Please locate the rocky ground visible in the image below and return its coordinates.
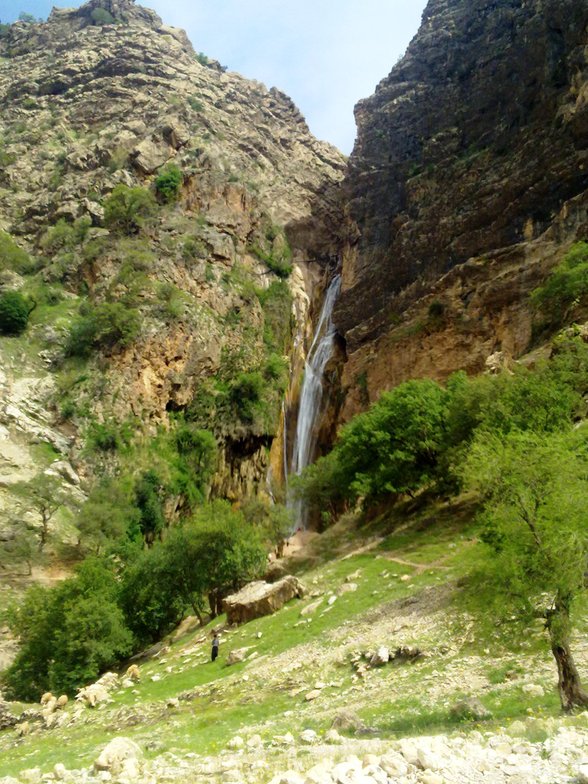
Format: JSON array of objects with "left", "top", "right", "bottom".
[{"left": 1, "top": 509, "right": 588, "bottom": 784}]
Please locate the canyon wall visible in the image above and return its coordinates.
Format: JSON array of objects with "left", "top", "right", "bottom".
[{"left": 336, "top": 0, "right": 588, "bottom": 419}]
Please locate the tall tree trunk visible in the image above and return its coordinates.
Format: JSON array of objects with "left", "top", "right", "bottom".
[{"left": 547, "top": 600, "right": 588, "bottom": 711}]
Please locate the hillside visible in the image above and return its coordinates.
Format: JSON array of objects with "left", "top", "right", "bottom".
[
  {"left": 2, "top": 0, "right": 588, "bottom": 782},
  {"left": 0, "top": 0, "right": 344, "bottom": 552},
  {"left": 2, "top": 505, "right": 588, "bottom": 784}
]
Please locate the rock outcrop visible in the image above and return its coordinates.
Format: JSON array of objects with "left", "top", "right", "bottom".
[
  {"left": 336, "top": 0, "right": 588, "bottom": 419},
  {"left": 0, "top": 0, "right": 345, "bottom": 536},
  {"left": 223, "top": 576, "right": 306, "bottom": 625}
]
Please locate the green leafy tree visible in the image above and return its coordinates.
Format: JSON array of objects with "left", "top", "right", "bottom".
[
  {"left": 135, "top": 469, "right": 166, "bottom": 545},
  {"left": 66, "top": 301, "right": 140, "bottom": 356},
  {"left": 104, "top": 184, "right": 156, "bottom": 234},
  {"left": 189, "top": 500, "right": 267, "bottom": 616},
  {"left": 3, "top": 559, "right": 132, "bottom": 699},
  {"left": 241, "top": 497, "right": 293, "bottom": 556},
  {"left": 77, "top": 478, "right": 140, "bottom": 554},
  {"left": 119, "top": 543, "right": 187, "bottom": 644},
  {"left": 531, "top": 242, "right": 588, "bottom": 329},
  {"left": 0, "top": 290, "right": 34, "bottom": 335},
  {"left": 0, "top": 231, "right": 34, "bottom": 274},
  {"left": 290, "top": 451, "right": 347, "bottom": 527},
  {"left": 154, "top": 164, "right": 183, "bottom": 203},
  {"left": 462, "top": 429, "right": 588, "bottom": 711},
  {"left": 13, "top": 473, "right": 70, "bottom": 552},
  {"left": 335, "top": 378, "right": 450, "bottom": 503},
  {"left": 172, "top": 424, "right": 217, "bottom": 508}
]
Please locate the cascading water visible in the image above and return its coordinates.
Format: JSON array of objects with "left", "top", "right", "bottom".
[{"left": 289, "top": 274, "right": 341, "bottom": 525}]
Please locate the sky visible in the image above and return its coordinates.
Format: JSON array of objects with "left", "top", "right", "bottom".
[{"left": 1, "top": 1, "right": 428, "bottom": 153}]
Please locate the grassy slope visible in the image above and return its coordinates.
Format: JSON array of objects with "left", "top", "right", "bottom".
[{"left": 1, "top": 498, "right": 585, "bottom": 778}]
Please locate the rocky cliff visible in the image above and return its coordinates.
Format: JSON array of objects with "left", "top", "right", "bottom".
[
  {"left": 0, "top": 0, "right": 345, "bottom": 545},
  {"left": 336, "top": 0, "right": 588, "bottom": 418}
]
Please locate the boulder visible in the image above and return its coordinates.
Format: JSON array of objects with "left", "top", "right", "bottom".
[
  {"left": 223, "top": 576, "right": 306, "bottom": 625},
  {"left": 299, "top": 729, "right": 318, "bottom": 744},
  {"left": 370, "top": 646, "right": 390, "bottom": 667},
  {"left": 131, "top": 138, "right": 171, "bottom": 174},
  {"left": 226, "top": 648, "right": 249, "bottom": 666},
  {"left": 94, "top": 737, "right": 143, "bottom": 777},
  {"left": 0, "top": 700, "right": 19, "bottom": 730},
  {"left": 449, "top": 697, "right": 492, "bottom": 722}
]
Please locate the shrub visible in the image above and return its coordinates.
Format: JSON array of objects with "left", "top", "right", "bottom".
[
  {"left": 531, "top": 242, "right": 588, "bottom": 328},
  {"left": 0, "top": 231, "right": 34, "bottom": 274},
  {"left": 4, "top": 559, "right": 132, "bottom": 699},
  {"left": 0, "top": 290, "right": 33, "bottom": 335},
  {"left": 187, "top": 96, "right": 204, "bottom": 112},
  {"left": 90, "top": 7, "right": 115, "bottom": 24},
  {"left": 66, "top": 301, "right": 141, "bottom": 356},
  {"left": 104, "top": 184, "right": 156, "bottom": 234},
  {"left": 230, "top": 371, "right": 265, "bottom": 424},
  {"left": 154, "top": 164, "right": 183, "bottom": 203}
]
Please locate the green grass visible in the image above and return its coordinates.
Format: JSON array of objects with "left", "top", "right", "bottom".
[{"left": 1, "top": 502, "right": 583, "bottom": 779}]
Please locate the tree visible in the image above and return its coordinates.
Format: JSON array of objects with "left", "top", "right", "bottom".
[
  {"left": 119, "top": 543, "right": 187, "bottom": 644},
  {"left": 135, "top": 469, "right": 166, "bottom": 545},
  {"left": 13, "top": 473, "right": 70, "bottom": 552},
  {"left": 189, "top": 500, "right": 267, "bottom": 616},
  {"left": 3, "top": 559, "right": 132, "bottom": 699},
  {"left": 154, "top": 164, "right": 183, "bottom": 203},
  {"left": 76, "top": 478, "right": 140, "bottom": 553},
  {"left": 335, "top": 378, "right": 450, "bottom": 503},
  {"left": 462, "top": 429, "right": 588, "bottom": 711},
  {"left": 104, "top": 184, "right": 156, "bottom": 234},
  {"left": 0, "top": 290, "right": 35, "bottom": 335},
  {"left": 241, "top": 497, "right": 293, "bottom": 557},
  {"left": 66, "top": 301, "right": 141, "bottom": 356}
]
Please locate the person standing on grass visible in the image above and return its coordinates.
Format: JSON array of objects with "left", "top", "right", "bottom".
[{"left": 211, "top": 632, "right": 220, "bottom": 662}]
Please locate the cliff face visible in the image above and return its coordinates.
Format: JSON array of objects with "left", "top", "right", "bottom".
[
  {"left": 0, "top": 0, "right": 345, "bottom": 537},
  {"left": 336, "top": 0, "right": 588, "bottom": 418}
]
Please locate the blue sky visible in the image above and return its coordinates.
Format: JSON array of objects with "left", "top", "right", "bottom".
[{"left": 2, "top": 1, "right": 428, "bottom": 153}]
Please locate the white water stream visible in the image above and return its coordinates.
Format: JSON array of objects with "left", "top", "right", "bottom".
[{"left": 288, "top": 275, "right": 341, "bottom": 524}]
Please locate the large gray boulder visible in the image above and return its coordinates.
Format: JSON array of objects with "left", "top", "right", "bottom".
[{"left": 223, "top": 576, "right": 305, "bottom": 625}]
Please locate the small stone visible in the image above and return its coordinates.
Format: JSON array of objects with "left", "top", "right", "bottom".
[
  {"left": 53, "top": 764, "right": 67, "bottom": 781},
  {"left": 228, "top": 736, "right": 244, "bottom": 750},
  {"left": 577, "top": 764, "right": 588, "bottom": 784},
  {"left": 300, "top": 729, "right": 318, "bottom": 744},
  {"left": 305, "top": 689, "right": 321, "bottom": 701},
  {"left": 246, "top": 734, "right": 263, "bottom": 748},
  {"left": 521, "top": 683, "right": 544, "bottom": 697},
  {"left": 325, "top": 729, "right": 343, "bottom": 744},
  {"left": 420, "top": 773, "right": 444, "bottom": 784}
]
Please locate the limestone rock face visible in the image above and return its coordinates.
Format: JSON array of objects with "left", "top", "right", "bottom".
[
  {"left": 223, "top": 576, "right": 306, "bottom": 625},
  {"left": 336, "top": 0, "right": 588, "bottom": 419},
  {"left": 0, "top": 0, "right": 345, "bottom": 521}
]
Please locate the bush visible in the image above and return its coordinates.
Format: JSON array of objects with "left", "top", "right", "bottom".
[
  {"left": 230, "top": 371, "right": 265, "bottom": 424},
  {"left": 154, "top": 164, "right": 183, "bottom": 203},
  {"left": 104, "top": 185, "right": 156, "bottom": 234},
  {"left": 4, "top": 559, "right": 132, "bottom": 699},
  {"left": 531, "top": 242, "right": 588, "bottom": 328},
  {"left": 0, "top": 290, "right": 33, "bottom": 335},
  {"left": 41, "top": 217, "right": 91, "bottom": 254},
  {"left": 66, "top": 301, "right": 140, "bottom": 356},
  {"left": 0, "top": 231, "right": 34, "bottom": 274},
  {"left": 90, "top": 7, "right": 115, "bottom": 24}
]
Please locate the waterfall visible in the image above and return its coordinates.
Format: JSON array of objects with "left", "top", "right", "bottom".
[{"left": 289, "top": 275, "right": 341, "bottom": 524}]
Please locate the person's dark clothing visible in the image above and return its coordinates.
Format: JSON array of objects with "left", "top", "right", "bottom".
[{"left": 211, "top": 636, "right": 219, "bottom": 661}]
